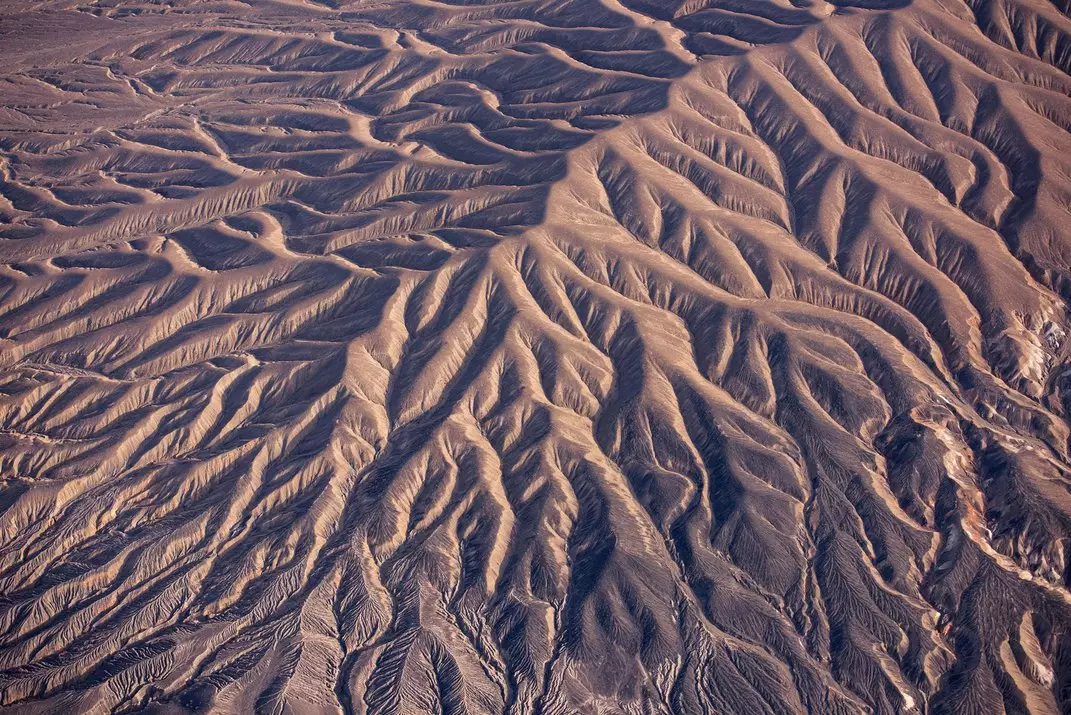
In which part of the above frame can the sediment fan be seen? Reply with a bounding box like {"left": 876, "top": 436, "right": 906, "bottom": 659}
{"left": 0, "top": 0, "right": 1070, "bottom": 712}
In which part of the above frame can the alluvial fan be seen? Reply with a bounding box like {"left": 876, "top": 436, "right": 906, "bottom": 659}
{"left": 1, "top": 0, "right": 1071, "bottom": 712}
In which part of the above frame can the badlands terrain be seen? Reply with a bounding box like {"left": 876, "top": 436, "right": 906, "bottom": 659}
{"left": 1, "top": 0, "right": 1071, "bottom": 712}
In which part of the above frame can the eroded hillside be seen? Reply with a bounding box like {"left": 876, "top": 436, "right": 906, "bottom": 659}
{"left": 1, "top": 0, "right": 1071, "bottom": 712}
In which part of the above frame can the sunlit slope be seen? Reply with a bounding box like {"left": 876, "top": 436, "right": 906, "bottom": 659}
{"left": 1, "top": 0, "right": 1071, "bottom": 712}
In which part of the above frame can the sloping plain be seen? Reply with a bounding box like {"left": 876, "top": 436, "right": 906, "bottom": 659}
{"left": 1, "top": 0, "right": 1071, "bottom": 712}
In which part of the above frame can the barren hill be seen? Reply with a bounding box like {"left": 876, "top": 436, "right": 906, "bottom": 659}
{"left": 1, "top": 0, "right": 1071, "bottom": 712}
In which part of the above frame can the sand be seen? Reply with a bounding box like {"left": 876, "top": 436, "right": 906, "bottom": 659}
{"left": 1, "top": 0, "right": 1071, "bottom": 712}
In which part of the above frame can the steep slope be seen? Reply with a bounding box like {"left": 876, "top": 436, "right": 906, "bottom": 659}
{"left": 1, "top": 0, "right": 1071, "bottom": 713}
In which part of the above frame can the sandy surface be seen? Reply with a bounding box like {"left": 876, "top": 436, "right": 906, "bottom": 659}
{"left": 1, "top": 0, "right": 1071, "bottom": 712}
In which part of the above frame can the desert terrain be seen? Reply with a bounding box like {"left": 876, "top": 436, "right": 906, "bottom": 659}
{"left": 1, "top": 0, "right": 1071, "bottom": 712}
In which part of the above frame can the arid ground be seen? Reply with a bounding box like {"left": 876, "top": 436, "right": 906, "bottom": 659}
{"left": 1, "top": 0, "right": 1071, "bottom": 712}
